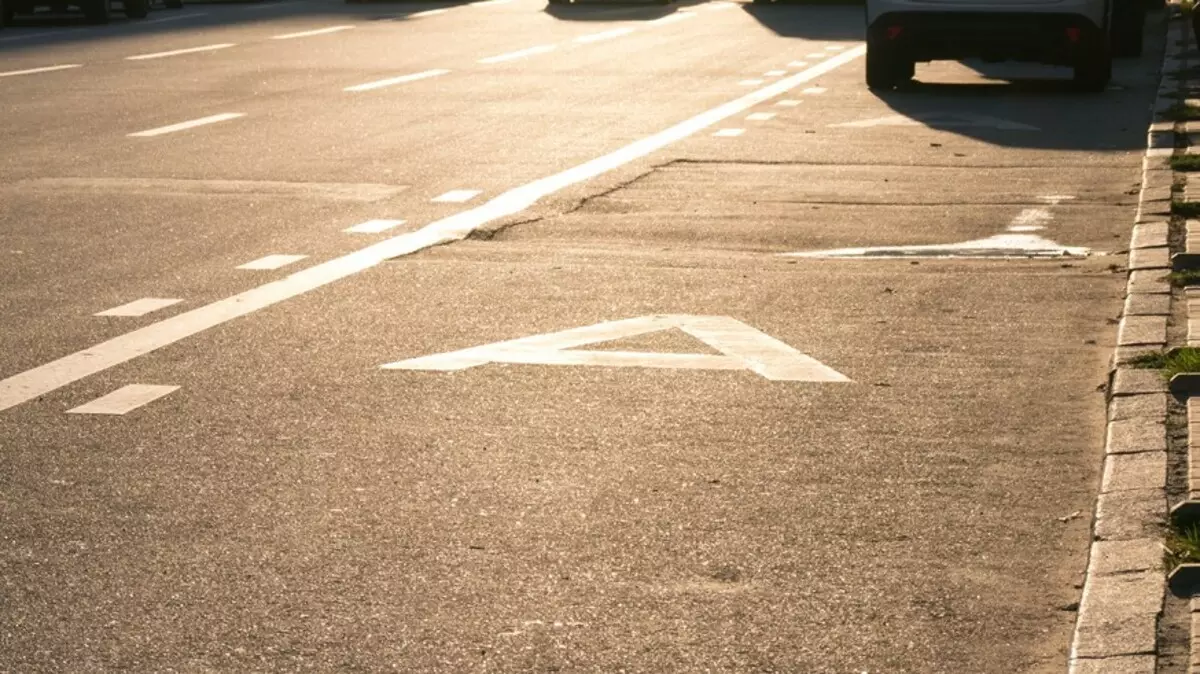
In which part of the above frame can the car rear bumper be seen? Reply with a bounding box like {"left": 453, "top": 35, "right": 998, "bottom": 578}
{"left": 867, "top": 11, "right": 1106, "bottom": 64}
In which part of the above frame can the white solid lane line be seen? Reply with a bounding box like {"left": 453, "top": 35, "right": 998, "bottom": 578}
{"left": 345, "top": 219, "right": 406, "bottom": 234}
{"left": 237, "top": 254, "right": 307, "bottom": 270}
{"left": 126, "top": 43, "right": 235, "bottom": 60}
{"left": 0, "top": 63, "right": 82, "bottom": 78}
{"left": 479, "top": 45, "right": 555, "bottom": 64}
{"left": 0, "top": 46, "right": 866, "bottom": 414}
{"left": 272, "top": 25, "right": 354, "bottom": 39}
{"left": 714, "top": 128, "right": 744, "bottom": 137}
{"left": 345, "top": 68, "right": 450, "bottom": 92}
{"left": 95, "top": 298, "right": 182, "bottom": 317}
{"left": 575, "top": 27, "right": 635, "bottom": 44}
{"left": 433, "top": 189, "right": 482, "bottom": 203}
{"left": 128, "top": 113, "right": 245, "bottom": 138}
{"left": 68, "top": 384, "right": 179, "bottom": 415}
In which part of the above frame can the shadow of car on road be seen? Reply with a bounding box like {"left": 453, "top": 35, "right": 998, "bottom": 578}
{"left": 542, "top": 1, "right": 676, "bottom": 22}
{"left": 739, "top": 1, "right": 865, "bottom": 41}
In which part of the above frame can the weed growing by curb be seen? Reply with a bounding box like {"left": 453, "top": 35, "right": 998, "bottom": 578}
{"left": 1172, "top": 201, "right": 1200, "bottom": 218}
{"left": 1166, "top": 523, "right": 1200, "bottom": 569}
{"left": 1172, "top": 155, "right": 1200, "bottom": 172}
{"left": 1169, "top": 270, "right": 1200, "bottom": 287}
{"left": 1128, "top": 348, "right": 1200, "bottom": 379}
{"left": 1167, "top": 102, "right": 1200, "bottom": 121}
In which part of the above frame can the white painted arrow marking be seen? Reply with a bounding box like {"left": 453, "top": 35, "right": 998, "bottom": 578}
{"left": 383, "top": 315, "right": 850, "bottom": 382}
{"left": 784, "top": 233, "right": 1089, "bottom": 259}
{"left": 831, "top": 112, "right": 1039, "bottom": 131}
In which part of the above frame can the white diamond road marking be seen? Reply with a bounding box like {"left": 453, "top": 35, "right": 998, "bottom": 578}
{"left": 432, "top": 189, "right": 482, "bottom": 203}
{"left": 237, "top": 254, "right": 307, "bottom": 270}
{"left": 802, "top": 87, "right": 826, "bottom": 94}
{"left": 714, "top": 128, "right": 745, "bottom": 137}
{"left": 344, "top": 219, "right": 406, "bottom": 234}
{"left": 0, "top": 47, "right": 867, "bottom": 414}
{"left": 128, "top": 113, "right": 245, "bottom": 138}
{"left": 272, "top": 25, "right": 355, "bottom": 39}
{"left": 126, "top": 43, "right": 235, "bottom": 60}
{"left": 95, "top": 298, "right": 183, "bottom": 317}
{"left": 68, "top": 384, "right": 179, "bottom": 415}
{"left": 776, "top": 99, "right": 801, "bottom": 107}
{"left": 0, "top": 63, "right": 81, "bottom": 78}
{"left": 479, "top": 45, "right": 555, "bottom": 64}
{"left": 739, "top": 79, "right": 764, "bottom": 86}
{"left": 383, "top": 314, "right": 851, "bottom": 382}
{"left": 576, "top": 28, "right": 635, "bottom": 44}
{"left": 746, "top": 112, "right": 776, "bottom": 121}
{"left": 345, "top": 69, "right": 450, "bottom": 92}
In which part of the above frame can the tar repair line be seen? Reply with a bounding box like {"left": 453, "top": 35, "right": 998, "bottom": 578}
{"left": 0, "top": 45, "right": 864, "bottom": 414}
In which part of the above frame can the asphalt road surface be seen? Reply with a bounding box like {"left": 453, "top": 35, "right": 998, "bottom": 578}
{"left": 0, "top": 1, "right": 1166, "bottom": 671}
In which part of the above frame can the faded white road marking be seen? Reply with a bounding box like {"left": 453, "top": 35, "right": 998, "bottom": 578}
{"left": 746, "top": 112, "right": 775, "bottom": 121}
{"left": 802, "top": 86, "right": 826, "bottom": 94}
{"left": 714, "top": 128, "right": 744, "bottom": 137}
{"left": 0, "top": 63, "right": 81, "bottom": 78}
{"left": 144, "top": 12, "right": 208, "bottom": 23}
{"left": 1039, "top": 195, "right": 1076, "bottom": 205}
{"left": 788, "top": 61, "right": 808, "bottom": 68}
{"left": 1007, "top": 208, "right": 1053, "bottom": 232}
{"left": 410, "top": 7, "right": 450, "bottom": 16}
{"left": 648, "top": 11, "right": 695, "bottom": 24}
{"left": 764, "top": 70, "right": 786, "bottom": 77}
{"left": 806, "top": 53, "right": 826, "bottom": 59}
{"left": 831, "top": 112, "right": 1038, "bottom": 130}
{"left": 126, "top": 43, "right": 234, "bottom": 60}
{"left": 0, "top": 47, "right": 865, "bottom": 414}
{"left": 383, "top": 315, "right": 851, "bottom": 382}
{"left": 739, "top": 79, "right": 764, "bottom": 86}
{"left": 785, "top": 233, "right": 1088, "bottom": 259}
{"left": 776, "top": 99, "right": 801, "bottom": 107}
{"left": 68, "top": 385, "right": 179, "bottom": 415}
{"left": 237, "top": 254, "right": 307, "bottom": 270}
{"left": 433, "top": 189, "right": 482, "bottom": 203}
{"left": 479, "top": 45, "right": 555, "bottom": 64}
{"left": 128, "top": 113, "right": 244, "bottom": 137}
{"left": 272, "top": 25, "right": 354, "bottom": 39}
{"left": 345, "top": 219, "right": 406, "bottom": 234}
{"left": 345, "top": 68, "right": 449, "bottom": 92}
{"left": 95, "top": 298, "right": 182, "bottom": 317}
{"left": 575, "top": 27, "right": 635, "bottom": 44}
{"left": 826, "top": 45, "right": 846, "bottom": 51}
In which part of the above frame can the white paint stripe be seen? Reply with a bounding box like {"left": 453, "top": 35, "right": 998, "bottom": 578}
{"left": 1007, "top": 207, "right": 1053, "bottom": 231}
{"left": 746, "top": 112, "right": 775, "bottom": 121}
{"left": 237, "top": 254, "right": 307, "bottom": 270}
{"left": 806, "top": 53, "right": 827, "bottom": 59}
{"left": 714, "top": 128, "right": 744, "bottom": 137}
{"left": 706, "top": 2, "right": 736, "bottom": 9}
{"left": 144, "top": 12, "right": 208, "bottom": 24}
{"left": 344, "top": 69, "right": 449, "bottom": 92}
{"left": 0, "top": 47, "right": 864, "bottom": 414}
{"left": 648, "top": 11, "right": 695, "bottom": 24}
{"left": 410, "top": 7, "right": 450, "bottom": 16}
{"left": 433, "top": 189, "right": 482, "bottom": 203}
{"left": 788, "top": 61, "right": 808, "bottom": 68}
{"left": 802, "top": 86, "right": 826, "bottom": 94}
{"left": 575, "top": 27, "right": 635, "bottom": 44}
{"left": 739, "top": 79, "right": 764, "bottom": 86}
{"left": 826, "top": 45, "right": 846, "bottom": 51}
{"left": 126, "top": 43, "right": 234, "bottom": 60}
{"left": 478, "top": 44, "right": 555, "bottom": 64}
{"left": 0, "top": 64, "right": 81, "bottom": 78}
{"left": 128, "top": 113, "right": 244, "bottom": 138}
{"left": 272, "top": 25, "right": 354, "bottom": 39}
{"left": 764, "top": 70, "right": 786, "bottom": 77}
{"left": 344, "top": 219, "right": 405, "bottom": 234}
{"left": 776, "top": 99, "right": 801, "bottom": 107}
{"left": 95, "top": 298, "right": 182, "bottom": 317}
{"left": 68, "top": 384, "right": 179, "bottom": 415}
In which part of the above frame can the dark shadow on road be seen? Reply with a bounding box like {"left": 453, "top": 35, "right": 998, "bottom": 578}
{"left": 739, "top": 1, "right": 864, "bottom": 41}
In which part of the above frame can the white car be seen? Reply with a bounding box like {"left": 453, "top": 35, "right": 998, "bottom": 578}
{"left": 864, "top": 0, "right": 1115, "bottom": 91}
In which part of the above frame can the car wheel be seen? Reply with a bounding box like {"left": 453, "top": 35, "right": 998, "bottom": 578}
{"left": 82, "top": 0, "right": 110, "bottom": 24}
{"left": 124, "top": 0, "right": 148, "bottom": 18}
{"left": 1073, "top": 46, "right": 1112, "bottom": 92}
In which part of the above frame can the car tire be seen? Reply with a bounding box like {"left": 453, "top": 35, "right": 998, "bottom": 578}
{"left": 124, "top": 0, "right": 148, "bottom": 18}
{"left": 1073, "top": 46, "right": 1112, "bottom": 92}
{"left": 83, "top": 0, "right": 110, "bottom": 24}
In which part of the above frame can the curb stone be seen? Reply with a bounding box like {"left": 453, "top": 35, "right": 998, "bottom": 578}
{"left": 1067, "top": 13, "right": 1182, "bottom": 672}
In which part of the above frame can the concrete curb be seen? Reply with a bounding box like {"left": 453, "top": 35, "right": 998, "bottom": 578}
{"left": 1067, "top": 14, "right": 1183, "bottom": 673}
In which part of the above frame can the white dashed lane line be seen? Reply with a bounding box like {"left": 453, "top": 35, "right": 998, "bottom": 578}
{"left": 739, "top": 79, "right": 764, "bottom": 86}
{"left": 764, "top": 70, "right": 786, "bottom": 77}
{"left": 806, "top": 52, "right": 827, "bottom": 59}
{"left": 789, "top": 61, "right": 808, "bottom": 68}
{"left": 344, "top": 69, "right": 451, "bottom": 92}
{"left": 237, "top": 254, "right": 308, "bottom": 270}
{"left": 128, "top": 112, "right": 245, "bottom": 137}
{"left": 802, "top": 86, "right": 827, "bottom": 94}
{"left": 126, "top": 43, "right": 235, "bottom": 60}
{"left": 575, "top": 27, "right": 635, "bottom": 44}
{"left": 0, "top": 63, "right": 82, "bottom": 78}
{"left": 478, "top": 44, "right": 556, "bottom": 64}
{"left": 67, "top": 384, "right": 179, "bottom": 415}
{"left": 345, "top": 219, "right": 406, "bottom": 234}
{"left": 714, "top": 128, "right": 745, "bottom": 137}
{"left": 95, "top": 298, "right": 183, "bottom": 317}
{"left": 776, "top": 99, "right": 801, "bottom": 107}
{"left": 272, "top": 25, "right": 354, "bottom": 40}
{"left": 433, "top": 190, "right": 482, "bottom": 203}
{"left": 746, "top": 112, "right": 775, "bottom": 121}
